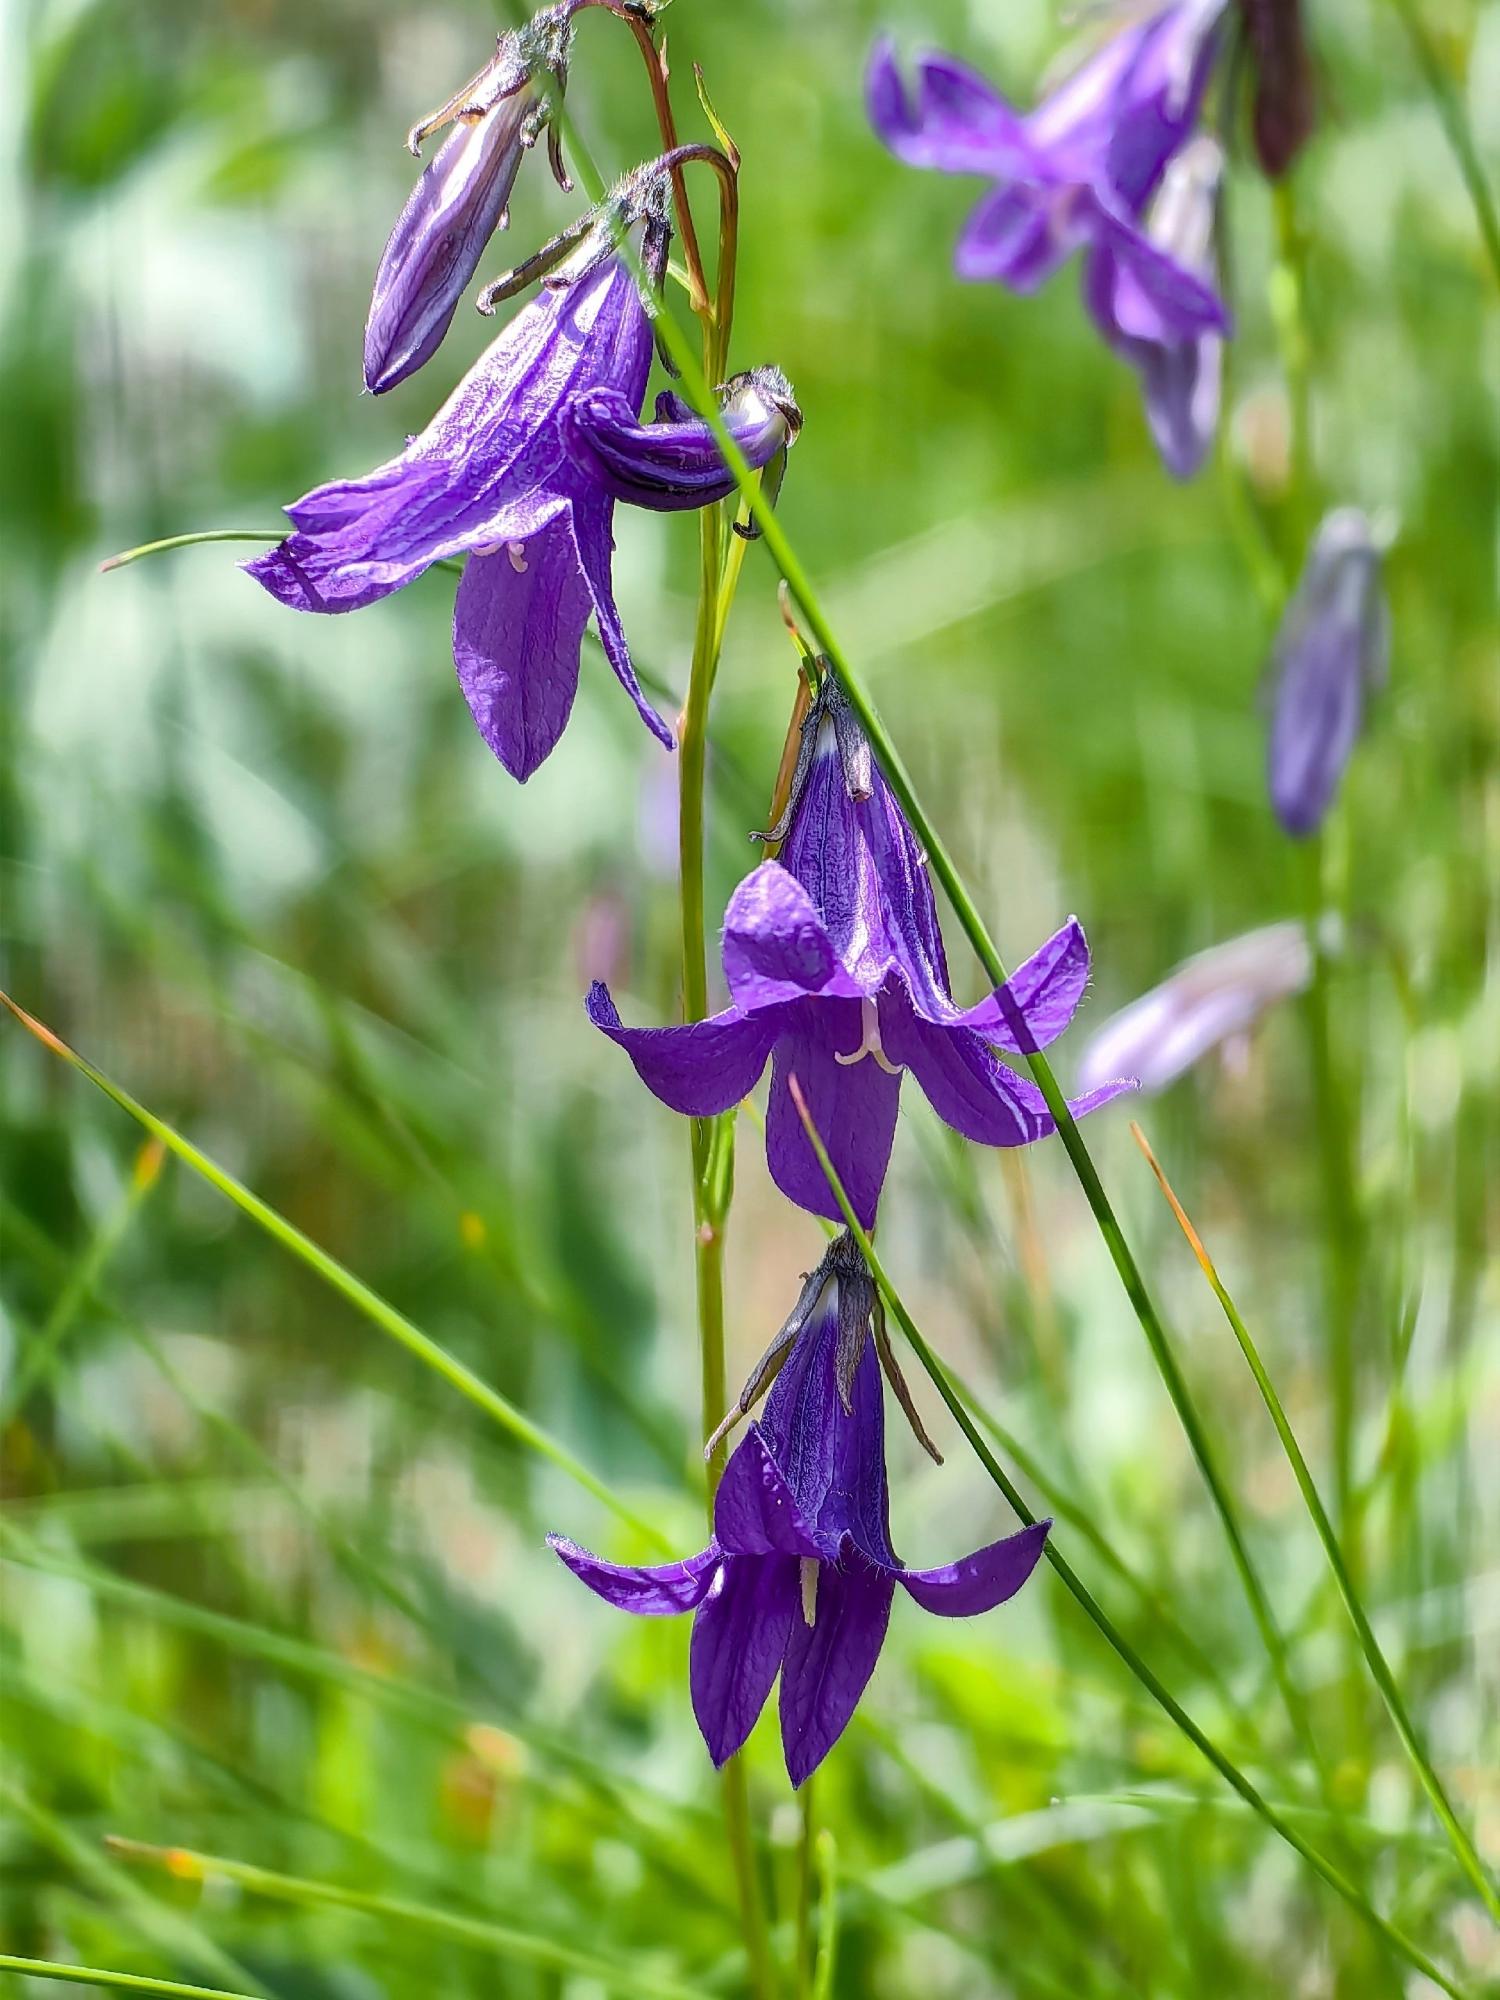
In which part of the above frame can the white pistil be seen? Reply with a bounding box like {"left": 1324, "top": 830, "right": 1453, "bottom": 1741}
{"left": 799, "top": 1557, "right": 819, "bottom": 1628}
{"left": 506, "top": 541, "right": 528, "bottom": 573}
{"left": 834, "top": 995, "right": 901, "bottom": 1076}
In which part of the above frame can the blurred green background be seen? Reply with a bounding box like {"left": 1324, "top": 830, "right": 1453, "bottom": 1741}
{"left": 2, "top": 0, "right": 1497, "bottom": 1993}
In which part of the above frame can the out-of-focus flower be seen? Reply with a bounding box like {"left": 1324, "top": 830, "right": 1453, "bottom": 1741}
{"left": 249, "top": 165, "right": 791, "bottom": 783}
{"left": 1238, "top": 0, "right": 1316, "bottom": 178}
{"left": 550, "top": 1233, "right": 1050, "bottom": 1786}
{"left": 365, "top": 3, "right": 585, "bottom": 395}
{"left": 1266, "top": 508, "right": 1390, "bottom": 837}
{"left": 1086, "top": 135, "right": 1223, "bottom": 478}
{"left": 588, "top": 675, "right": 1128, "bottom": 1226}
{"left": 866, "top": 4, "right": 1229, "bottom": 339}
{"left": 1076, "top": 918, "right": 1338, "bottom": 1093}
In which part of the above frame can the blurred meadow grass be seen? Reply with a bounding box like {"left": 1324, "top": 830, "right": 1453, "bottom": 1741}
{"left": 2, "top": 0, "right": 1498, "bottom": 1994}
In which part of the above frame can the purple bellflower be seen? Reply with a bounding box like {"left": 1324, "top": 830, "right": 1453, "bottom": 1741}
{"left": 550, "top": 1233, "right": 1050, "bottom": 1785}
{"left": 867, "top": 3, "right": 1228, "bottom": 325}
{"left": 1266, "top": 508, "right": 1389, "bottom": 837}
{"left": 1086, "top": 134, "right": 1223, "bottom": 479}
{"left": 1076, "top": 918, "right": 1335, "bottom": 1094}
{"left": 248, "top": 166, "right": 797, "bottom": 782}
{"left": 365, "top": 2, "right": 584, "bottom": 395}
{"left": 588, "top": 674, "right": 1130, "bottom": 1227}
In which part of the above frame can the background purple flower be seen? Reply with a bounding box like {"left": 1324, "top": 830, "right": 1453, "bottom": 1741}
{"left": 588, "top": 683, "right": 1129, "bottom": 1225}
{"left": 551, "top": 1239, "right": 1050, "bottom": 1785}
{"left": 1266, "top": 507, "right": 1390, "bottom": 836}
{"left": 867, "top": 2, "right": 1229, "bottom": 353}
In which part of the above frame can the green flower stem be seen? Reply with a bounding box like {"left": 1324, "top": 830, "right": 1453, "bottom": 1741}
{"left": 0, "top": 990, "right": 667, "bottom": 1550}
{"left": 1386, "top": 0, "right": 1500, "bottom": 290}
{"left": 1133, "top": 1125, "right": 1500, "bottom": 1922}
{"left": 0, "top": 1958, "right": 260, "bottom": 2000}
{"left": 784, "top": 1077, "right": 1473, "bottom": 2000}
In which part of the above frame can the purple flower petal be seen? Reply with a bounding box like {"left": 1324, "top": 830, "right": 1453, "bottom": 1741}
{"left": 866, "top": 39, "right": 1034, "bottom": 177}
{"left": 721, "top": 863, "right": 855, "bottom": 1013}
{"left": 690, "top": 1553, "right": 799, "bottom": 1767}
{"left": 955, "top": 183, "right": 1083, "bottom": 291}
{"left": 569, "top": 493, "right": 675, "bottom": 753}
{"left": 547, "top": 1534, "right": 722, "bottom": 1614}
{"left": 560, "top": 370, "right": 798, "bottom": 514}
{"left": 893, "top": 1518, "right": 1051, "bottom": 1616}
{"left": 778, "top": 1556, "right": 894, "bottom": 1787}
{"left": 586, "top": 984, "right": 778, "bottom": 1116}
{"left": 714, "top": 1430, "right": 828, "bottom": 1559}
{"left": 453, "top": 526, "right": 588, "bottom": 781}
{"left": 766, "top": 1003, "right": 901, "bottom": 1229}
{"left": 1092, "top": 200, "right": 1227, "bottom": 341}
{"left": 923, "top": 917, "right": 1092, "bottom": 1046}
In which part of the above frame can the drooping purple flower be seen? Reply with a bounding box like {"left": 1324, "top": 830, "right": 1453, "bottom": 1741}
{"left": 550, "top": 1233, "right": 1050, "bottom": 1786}
{"left": 588, "top": 676, "right": 1130, "bottom": 1226}
{"left": 1076, "top": 918, "right": 1338, "bottom": 1094}
{"left": 1084, "top": 134, "right": 1224, "bottom": 479}
{"left": 364, "top": 2, "right": 582, "bottom": 395}
{"left": 1266, "top": 508, "right": 1389, "bottom": 837}
{"left": 248, "top": 167, "right": 795, "bottom": 782}
{"left": 866, "top": 2, "right": 1229, "bottom": 351}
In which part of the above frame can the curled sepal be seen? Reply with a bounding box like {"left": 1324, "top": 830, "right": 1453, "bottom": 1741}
{"left": 705, "top": 1257, "right": 829, "bottom": 1458}
{"left": 755, "top": 673, "right": 872, "bottom": 845}
{"left": 562, "top": 367, "right": 801, "bottom": 515}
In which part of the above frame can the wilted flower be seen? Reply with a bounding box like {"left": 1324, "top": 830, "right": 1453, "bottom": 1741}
{"left": 249, "top": 163, "right": 793, "bottom": 782}
{"left": 1086, "top": 135, "right": 1224, "bottom": 478}
{"left": 1076, "top": 918, "right": 1334, "bottom": 1093}
{"left": 867, "top": 3, "right": 1229, "bottom": 347}
{"left": 550, "top": 1233, "right": 1050, "bottom": 1785}
{"left": 1266, "top": 508, "right": 1389, "bottom": 837}
{"left": 588, "top": 675, "right": 1128, "bottom": 1226}
{"left": 365, "top": 2, "right": 583, "bottom": 395}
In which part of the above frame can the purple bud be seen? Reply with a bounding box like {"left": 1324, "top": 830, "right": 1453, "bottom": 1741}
{"left": 1238, "top": 0, "right": 1317, "bottom": 178}
{"left": 364, "top": 3, "right": 578, "bottom": 395}
{"left": 560, "top": 367, "right": 802, "bottom": 512}
{"left": 1266, "top": 508, "right": 1390, "bottom": 837}
{"left": 1077, "top": 919, "right": 1334, "bottom": 1095}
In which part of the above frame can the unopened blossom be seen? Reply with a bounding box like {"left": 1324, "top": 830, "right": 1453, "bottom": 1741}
{"left": 589, "top": 676, "right": 1129, "bottom": 1226}
{"left": 1239, "top": 0, "right": 1316, "bottom": 178}
{"left": 365, "top": 2, "right": 583, "bottom": 395}
{"left": 1266, "top": 508, "right": 1389, "bottom": 837}
{"left": 866, "top": 3, "right": 1229, "bottom": 350}
{"left": 1086, "top": 135, "right": 1224, "bottom": 478}
{"left": 249, "top": 164, "right": 792, "bottom": 782}
{"left": 551, "top": 1234, "right": 1050, "bottom": 1785}
{"left": 562, "top": 369, "right": 801, "bottom": 513}
{"left": 1076, "top": 919, "right": 1330, "bottom": 1093}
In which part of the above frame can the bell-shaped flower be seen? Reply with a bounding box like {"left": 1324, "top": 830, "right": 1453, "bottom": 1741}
{"left": 248, "top": 162, "right": 792, "bottom": 782}
{"left": 1266, "top": 508, "right": 1390, "bottom": 837}
{"left": 588, "top": 676, "right": 1129, "bottom": 1226}
{"left": 866, "top": 2, "right": 1228, "bottom": 349}
{"left": 550, "top": 1234, "right": 1050, "bottom": 1786}
{"left": 1076, "top": 918, "right": 1343, "bottom": 1094}
{"left": 1085, "top": 135, "right": 1224, "bottom": 478}
{"left": 364, "top": 1, "right": 584, "bottom": 395}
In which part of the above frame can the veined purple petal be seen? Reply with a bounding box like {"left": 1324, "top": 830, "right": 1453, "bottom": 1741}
{"left": 548, "top": 1535, "right": 721, "bottom": 1614}
{"left": 866, "top": 39, "right": 1035, "bottom": 177}
{"left": 714, "top": 1431, "right": 829, "bottom": 1559}
{"left": 690, "top": 1554, "right": 798, "bottom": 1767}
{"left": 568, "top": 494, "right": 675, "bottom": 752}
{"left": 721, "top": 863, "right": 854, "bottom": 1013}
{"left": 453, "top": 524, "right": 587, "bottom": 781}
{"left": 923, "top": 917, "right": 1091, "bottom": 1046}
{"left": 586, "top": 984, "right": 778, "bottom": 1116}
{"left": 894, "top": 1518, "right": 1050, "bottom": 1616}
{"left": 1267, "top": 509, "right": 1389, "bottom": 837}
{"left": 880, "top": 992, "right": 1132, "bottom": 1147}
{"left": 766, "top": 1003, "right": 901, "bottom": 1230}
{"left": 561, "top": 369, "right": 799, "bottom": 513}
{"left": 779, "top": 1555, "right": 894, "bottom": 1788}
{"left": 364, "top": 98, "right": 530, "bottom": 396}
